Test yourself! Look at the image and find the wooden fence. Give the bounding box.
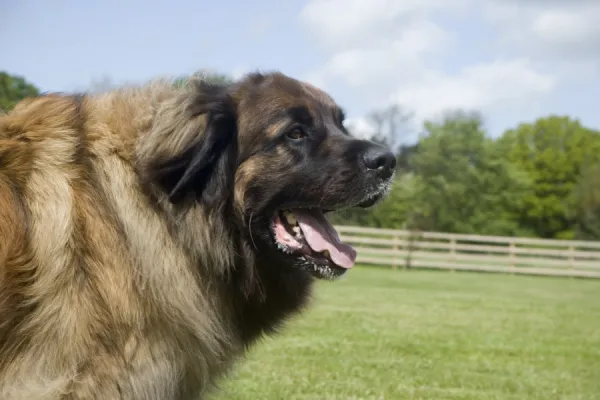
[335,226,600,279]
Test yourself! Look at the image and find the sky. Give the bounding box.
[2,0,600,143]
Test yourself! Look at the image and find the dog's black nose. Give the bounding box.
[362,147,396,179]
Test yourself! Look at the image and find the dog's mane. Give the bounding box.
[0,72,318,399]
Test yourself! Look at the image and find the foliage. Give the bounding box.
[329,173,420,229]
[573,162,600,240]
[406,110,533,235]
[338,110,600,240]
[498,115,600,239]
[173,69,233,88]
[0,71,40,112]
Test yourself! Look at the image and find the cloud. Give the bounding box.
[390,59,555,125]
[300,0,466,50]
[298,0,596,140]
[485,1,600,61]
[230,66,250,81]
[344,116,378,140]
[308,19,451,89]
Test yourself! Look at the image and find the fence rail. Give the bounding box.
[335,226,600,279]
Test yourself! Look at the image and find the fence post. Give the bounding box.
[568,245,575,270]
[392,233,399,270]
[509,240,516,273]
[405,230,417,269]
[449,235,456,273]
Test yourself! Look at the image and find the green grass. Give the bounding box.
[210,267,600,400]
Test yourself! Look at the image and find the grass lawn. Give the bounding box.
[210,266,600,400]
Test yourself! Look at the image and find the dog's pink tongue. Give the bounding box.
[293,209,356,269]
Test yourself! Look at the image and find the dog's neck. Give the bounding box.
[229,248,315,345]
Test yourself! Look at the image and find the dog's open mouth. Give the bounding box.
[271,208,357,278]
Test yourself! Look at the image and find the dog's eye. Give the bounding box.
[287,127,307,140]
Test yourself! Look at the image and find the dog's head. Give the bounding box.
[142,72,395,280]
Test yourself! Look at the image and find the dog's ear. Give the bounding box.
[140,79,238,208]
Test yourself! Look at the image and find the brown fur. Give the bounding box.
[0,72,394,399]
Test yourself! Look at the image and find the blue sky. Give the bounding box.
[3,0,600,142]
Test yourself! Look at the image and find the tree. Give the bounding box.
[88,75,118,94]
[0,72,40,112]
[328,173,420,230]
[173,69,233,88]
[396,143,419,173]
[573,162,600,240]
[498,115,600,239]
[367,104,413,154]
[367,173,426,229]
[406,110,533,235]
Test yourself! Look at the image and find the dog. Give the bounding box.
[0,71,396,399]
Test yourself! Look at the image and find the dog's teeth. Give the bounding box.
[322,250,330,258]
[292,226,301,234]
[285,211,297,225]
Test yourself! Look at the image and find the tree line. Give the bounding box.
[2,71,599,240]
[336,107,600,241]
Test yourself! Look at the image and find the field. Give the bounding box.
[210,266,600,400]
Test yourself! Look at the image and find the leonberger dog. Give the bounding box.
[0,71,396,399]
